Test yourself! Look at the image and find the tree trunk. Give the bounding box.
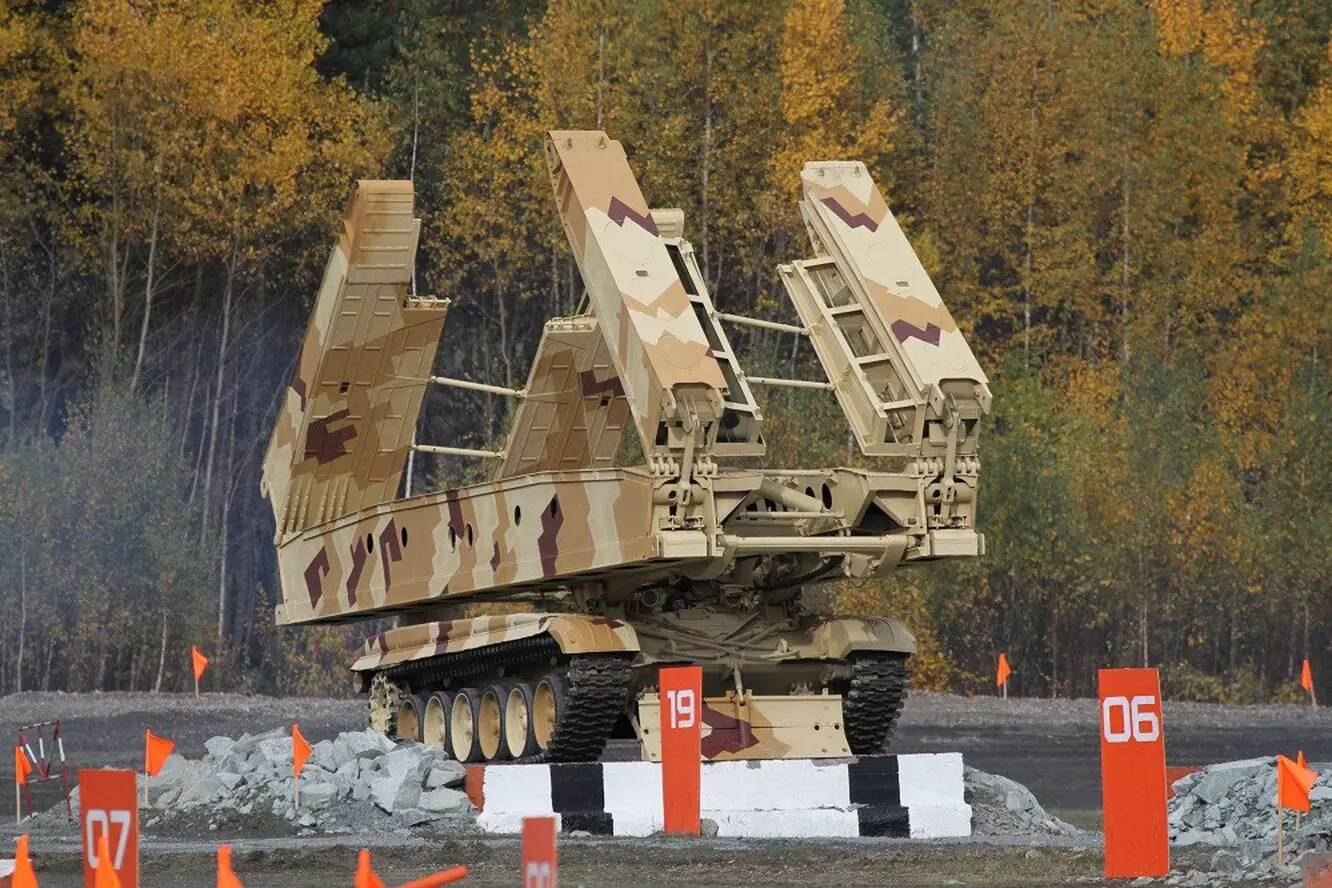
[130,178,163,393]
[202,232,240,547]
[217,376,240,638]
[16,552,26,693]
[154,607,168,693]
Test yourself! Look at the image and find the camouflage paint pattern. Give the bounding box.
[495,315,631,478]
[351,613,641,673]
[545,131,726,454]
[637,693,850,762]
[274,468,661,625]
[799,162,989,394]
[262,181,447,539]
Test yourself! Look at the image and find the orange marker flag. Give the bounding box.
[1277,754,1316,813]
[14,746,31,786]
[191,647,209,699]
[1301,658,1313,691]
[292,723,312,809]
[996,653,1012,696]
[1298,750,1308,770]
[94,832,121,888]
[13,834,38,888]
[355,849,385,888]
[145,730,175,777]
[292,724,312,777]
[14,745,31,825]
[217,844,244,888]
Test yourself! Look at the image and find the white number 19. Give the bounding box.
[666,688,696,730]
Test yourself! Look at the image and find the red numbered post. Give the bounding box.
[79,769,139,888]
[521,815,557,888]
[1099,668,1169,879]
[659,665,702,836]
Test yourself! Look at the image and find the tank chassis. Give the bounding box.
[261,131,991,764]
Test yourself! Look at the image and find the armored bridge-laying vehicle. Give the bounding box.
[261,131,991,764]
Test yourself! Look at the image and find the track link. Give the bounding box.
[842,653,911,755]
[543,655,633,762]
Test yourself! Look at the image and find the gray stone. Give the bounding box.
[567,830,592,838]
[379,746,429,780]
[1174,829,1211,847]
[311,740,339,772]
[417,787,471,816]
[393,775,423,814]
[371,773,410,813]
[700,818,720,839]
[257,737,294,768]
[425,761,466,789]
[397,808,439,827]
[1210,850,1243,874]
[344,731,387,761]
[177,775,224,807]
[1194,766,1259,805]
[300,782,338,811]
[216,772,244,792]
[205,737,235,759]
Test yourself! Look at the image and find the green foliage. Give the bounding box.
[0,0,1329,700]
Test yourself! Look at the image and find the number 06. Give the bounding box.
[1102,695,1160,743]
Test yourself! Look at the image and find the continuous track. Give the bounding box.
[842,653,911,755]
[367,640,633,762]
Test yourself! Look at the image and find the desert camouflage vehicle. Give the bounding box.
[261,131,990,764]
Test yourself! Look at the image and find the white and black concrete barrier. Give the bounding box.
[466,753,971,839]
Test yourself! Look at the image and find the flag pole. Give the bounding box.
[295,773,301,810]
[1277,807,1284,867]
[194,673,200,699]
[1002,679,1008,700]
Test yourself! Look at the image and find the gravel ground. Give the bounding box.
[4,690,1326,886]
[892,692,1332,814]
[4,689,1329,816]
[1,833,1308,887]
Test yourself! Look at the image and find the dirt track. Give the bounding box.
[0,832,1306,887]
[3,690,1327,886]
[4,689,1328,816]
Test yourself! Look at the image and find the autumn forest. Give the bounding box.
[1,0,1330,701]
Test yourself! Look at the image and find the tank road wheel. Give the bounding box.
[368,673,407,738]
[842,653,912,755]
[478,685,511,762]
[396,695,427,743]
[423,691,451,752]
[504,682,539,759]
[531,674,569,753]
[448,687,483,763]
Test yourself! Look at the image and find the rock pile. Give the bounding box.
[964,766,1082,837]
[46,729,476,835]
[1163,757,1331,884]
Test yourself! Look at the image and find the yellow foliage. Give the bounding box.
[830,577,961,692]
[770,0,899,207]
